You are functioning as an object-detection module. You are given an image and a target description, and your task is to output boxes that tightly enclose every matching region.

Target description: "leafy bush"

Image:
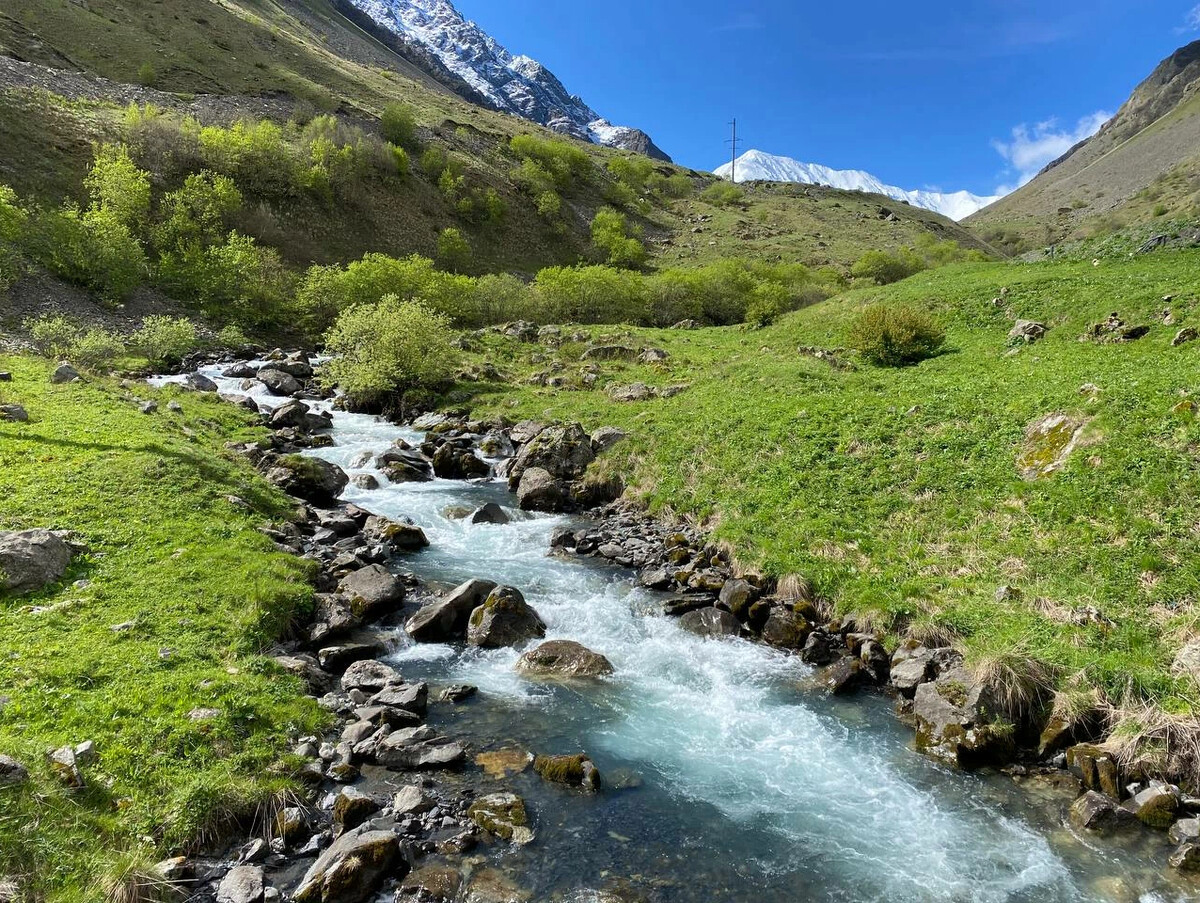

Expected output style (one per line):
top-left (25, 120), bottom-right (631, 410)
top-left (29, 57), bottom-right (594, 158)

top-left (321, 296), bottom-right (459, 403)
top-left (25, 315), bottom-right (81, 359)
top-left (136, 62), bottom-right (157, 86)
top-left (607, 156), bottom-right (655, 193)
top-left (70, 328), bottom-right (125, 369)
top-left (0, 185), bottom-right (26, 291)
top-left (29, 205), bottom-right (147, 301)
top-left (532, 265), bottom-right (646, 324)
top-left (744, 281), bottom-right (790, 327)
top-left (850, 249), bottom-right (925, 285)
top-left (510, 135), bottom-right (592, 192)
top-left (154, 171), bottom-right (243, 254)
top-left (436, 227), bottom-right (471, 273)
top-left (198, 120), bottom-right (295, 198)
top-left (216, 324), bottom-right (251, 349)
top-left (701, 182), bottom-right (744, 207)
top-left (380, 102), bottom-right (419, 150)
top-left (535, 190), bottom-right (561, 219)
top-left (660, 173), bottom-right (695, 199)
top-left (590, 207), bottom-right (646, 269)
top-left (847, 304), bottom-right (945, 366)
top-left (132, 315), bottom-right (200, 365)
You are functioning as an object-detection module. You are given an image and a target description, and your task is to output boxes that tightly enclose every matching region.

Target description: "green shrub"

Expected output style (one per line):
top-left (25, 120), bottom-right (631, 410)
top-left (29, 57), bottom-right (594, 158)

top-left (510, 135), bottom-right (592, 192)
top-left (132, 315), bottom-right (200, 365)
top-left (607, 156), bottom-right (655, 193)
top-left (744, 281), bottom-right (790, 327)
top-left (644, 269), bottom-right (703, 326)
top-left (590, 207), bottom-right (646, 269)
top-left (472, 273), bottom-right (530, 324)
top-left (380, 102), bottom-right (419, 150)
top-left (70, 328), bottom-right (125, 369)
top-left (321, 296), bottom-right (459, 403)
top-left (847, 304), bottom-right (945, 366)
top-left (154, 171), bottom-right (243, 254)
top-left (136, 62), bottom-right (157, 86)
top-left (0, 185), bottom-right (25, 291)
top-left (29, 205), bottom-right (147, 301)
top-left (850, 249), bottom-right (925, 285)
top-left (661, 173), bottom-right (694, 199)
top-left (85, 144), bottom-right (152, 233)
top-left (198, 120), bottom-right (296, 198)
top-left (216, 324), bottom-right (251, 349)
top-left (532, 265), bottom-right (646, 324)
top-left (421, 146), bottom-right (449, 179)
top-left (535, 190), bottom-right (561, 219)
top-left (701, 182), bottom-right (744, 207)
top-left (25, 315), bottom-right (81, 359)
top-left (436, 227), bottom-right (471, 273)
top-left (122, 104), bottom-right (204, 182)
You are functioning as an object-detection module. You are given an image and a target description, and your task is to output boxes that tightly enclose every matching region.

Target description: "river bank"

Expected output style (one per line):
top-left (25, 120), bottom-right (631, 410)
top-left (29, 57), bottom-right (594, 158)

top-left (144, 351), bottom-right (1198, 902)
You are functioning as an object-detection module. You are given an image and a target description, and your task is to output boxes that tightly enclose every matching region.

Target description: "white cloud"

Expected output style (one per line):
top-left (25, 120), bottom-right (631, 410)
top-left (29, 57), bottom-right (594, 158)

top-left (991, 111), bottom-right (1111, 194)
top-left (1182, 4), bottom-right (1200, 32)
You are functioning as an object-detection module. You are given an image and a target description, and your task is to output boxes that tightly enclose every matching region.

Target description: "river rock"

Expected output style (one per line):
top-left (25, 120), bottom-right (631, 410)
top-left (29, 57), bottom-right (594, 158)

top-left (257, 368), bottom-right (302, 397)
top-left (470, 502), bottom-right (510, 525)
top-left (462, 869), bottom-right (531, 903)
top-left (340, 659), bottom-right (401, 693)
top-left (406, 578), bottom-right (497, 642)
top-left (292, 826), bottom-right (403, 903)
top-left (468, 792), bottom-right (534, 844)
top-left (271, 359), bottom-right (314, 379)
top-left (760, 606), bottom-right (811, 649)
top-left (397, 865), bottom-right (462, 902)
top-left (276, 807), bottom-right (309, 846)
top-left (0, 529), bottom-right (75, 593)
top-left (269, 399), bottom-right (312, 429)
top-left (515, 468), bottom-right (567, 512)
top-left (533, 753), bottom-right (601, 791)
top-left (716, 578), bottom-right (755, 620)
top-left (0, 755), bottom-right (28, 787)
top-left (184, 372), bottom-right (218, 392)
top-left (1170, 841), bottom-right (1200, 871)
top-left (1069, 790), bottom-right (1136, 835)
top-left (466, 586), bottom-right (546, 648)
top-left (1122, 781), bottom-right (1179, 828)
top-left (821, 658), bottom-right (867, 695)
top-left (509, 420), bottom-right (546, 445)
top-left (362, 515), bottom-right (429, 553)
top-left (393, 784), bottom-right (435, 816)
top-left (374, 726), bottom-right (466, 770)
top-left (1170, 817), bottom-right (1200, 845)
top-left (337, 565), bottom-right (404, 620)
top-left (1065, 744), bottom-right (1123, 798)
top-left (350, 474), bottom-right (379, 490)
top-left (378, 448), bottom-right (434, 483)
top-left (432, 444), bottom-right (490, 480)
top-left (889, 644), bottom-right (938, 696)
top-left (678, 607), bottom-right (741, 639)
top-left (217, 865), bottom-right (264, 903)
top-left (369, 682), bottom-right (428, 717)
top-left (515, 640), bottom-right (614, 679)
top-left (264, 456), bottom-right (348, 505)
top-left (506, 423), bottom-right (595, 489)
top-left (912, 667), bottom-right (1015, 768)
top-left (333, 787), bottom-right (380, 832)
top-left (223, 362), bottom-right (258, 379)
top-left (50, 362), bottom-right (80, 384)
top-left (317, 643), bottom-right (384, 673)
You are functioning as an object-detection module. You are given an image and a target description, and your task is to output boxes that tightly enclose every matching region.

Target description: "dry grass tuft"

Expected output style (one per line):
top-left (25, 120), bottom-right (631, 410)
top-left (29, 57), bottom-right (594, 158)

top-left (904, 617), bottom-right (961, 649)
top-left (103, 856), bottom-right (180, 903)
top-left (777, 573), bottom-right (814, 604)
top-left (967, 646), bottom-right (1057, 722)
top-left (1106, 701), bottom-right (1200, 789)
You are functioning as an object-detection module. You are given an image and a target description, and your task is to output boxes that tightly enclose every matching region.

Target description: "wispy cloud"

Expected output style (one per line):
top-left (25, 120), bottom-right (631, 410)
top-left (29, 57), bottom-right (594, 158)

top-left (991, 111), bottom-right (1111, 195)
top-left (1178, 4), bottom-right (1200, 33)
top-left (712, 13), bottom-right (764, 33)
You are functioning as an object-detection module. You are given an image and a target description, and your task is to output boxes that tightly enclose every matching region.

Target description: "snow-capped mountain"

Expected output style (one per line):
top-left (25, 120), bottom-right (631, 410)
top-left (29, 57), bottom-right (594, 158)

top-left (714, 150), bottom-right (1001, 221)
top-left (348, 0), bottom-right (670, 160)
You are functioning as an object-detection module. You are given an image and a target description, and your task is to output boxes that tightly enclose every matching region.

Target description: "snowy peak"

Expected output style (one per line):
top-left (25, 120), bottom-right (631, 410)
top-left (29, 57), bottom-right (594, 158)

top-left (714, 150), bottom-right (1000, 221)
top-left (348, 0), bottom-right (670, 160)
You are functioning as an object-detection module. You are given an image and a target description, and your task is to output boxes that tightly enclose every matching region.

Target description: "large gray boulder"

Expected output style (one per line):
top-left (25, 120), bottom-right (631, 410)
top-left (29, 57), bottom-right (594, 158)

top-left (506, 423), bottom-right (595, 489)
top-left (406, 579), bottom-right (497, 642)
top-left (0, 529), bottom-right (75, 593)
top-left (679, 607), bottom-right (742, 639)
top-left (912, 667), bottom-right (1015, 768)
top-left (292, 826), bottom-right (403, 903)
top-left (217, 866), bottom-right (264, 903)
top-left (374, 726), bottom-right (466, 770)
top-left (50, 362), bottom-right (80, 384)
top-left (515, 640), bottom-right (614, 679)
top-left (337, 565), bottom-right (404, 620)
top-left (378, 448), bottom-right (434, 483)
top-left (257, 368), bottom-right (302, 397)
top-left (515, 468), bottom-right (566, 512)
top-left (264, 456), bottom-right (348, 505)
top-left (184, 372), bottom-right (218, 392)
top-left (466, 586), bottom-right (546, 648)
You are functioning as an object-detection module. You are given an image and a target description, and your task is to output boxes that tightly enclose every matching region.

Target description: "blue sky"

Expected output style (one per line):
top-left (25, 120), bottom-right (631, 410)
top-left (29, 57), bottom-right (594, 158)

top-left (452, 0), bottom-right (1200, 197)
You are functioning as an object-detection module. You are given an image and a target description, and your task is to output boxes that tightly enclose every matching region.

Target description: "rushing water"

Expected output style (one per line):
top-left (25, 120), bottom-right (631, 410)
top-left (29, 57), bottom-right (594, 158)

top-left (156, 365), bottom-right (1191, 903)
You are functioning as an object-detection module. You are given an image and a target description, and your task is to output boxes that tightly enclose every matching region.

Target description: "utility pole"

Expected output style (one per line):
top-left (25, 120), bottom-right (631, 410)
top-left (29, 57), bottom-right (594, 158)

top-left (726, 118), bottom-right (741, 182)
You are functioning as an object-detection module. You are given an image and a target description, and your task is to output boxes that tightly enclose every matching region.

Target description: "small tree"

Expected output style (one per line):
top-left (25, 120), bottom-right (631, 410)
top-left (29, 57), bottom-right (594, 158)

top-left (85, 144), bottom-right (152, 232)
top-left (590, 207), bottom-right (646, 269)
top-left (132, 315), bottom-right (199, 366)
top-left (848, 304), bottom-right (945, 366)
top-left (744, 281), bottom-right (790, 328)
top-left (380, 103), bottom-right (419, 150)
top-left (436, 227), bottom-right (471, 273)
top-left (321, 296), bottom-right (458, 404)
top-left (137, 62), bottom-right (157, 87)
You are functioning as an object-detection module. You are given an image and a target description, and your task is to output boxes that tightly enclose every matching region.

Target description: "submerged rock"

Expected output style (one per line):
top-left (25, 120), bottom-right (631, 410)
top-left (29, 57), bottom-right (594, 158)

top-left (466, 586), bottom-right (546, 648)
top-left (398, 865), bottom-right (462, 902)
top-left (1069, 791), bottom-right (1136, 835)
top-left (470, 502), bottom-right (510, 525)
top-left (678, 607), bottom-right (741, 639)
top-left (515, 640), bottom-right (614, 679)
top-left (533, 753), bottom-right (601, 791)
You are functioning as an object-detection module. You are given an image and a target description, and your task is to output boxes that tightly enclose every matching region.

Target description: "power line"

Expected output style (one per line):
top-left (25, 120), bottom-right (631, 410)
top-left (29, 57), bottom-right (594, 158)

top-left (725, 118), bottom-right (742, 182)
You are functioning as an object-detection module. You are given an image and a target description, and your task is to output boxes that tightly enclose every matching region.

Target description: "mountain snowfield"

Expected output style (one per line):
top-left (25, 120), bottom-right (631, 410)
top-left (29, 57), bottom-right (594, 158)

top-left (348, 0), bottom-right (669, 159)
top-left (715, 150), bottom-right (1002, 220)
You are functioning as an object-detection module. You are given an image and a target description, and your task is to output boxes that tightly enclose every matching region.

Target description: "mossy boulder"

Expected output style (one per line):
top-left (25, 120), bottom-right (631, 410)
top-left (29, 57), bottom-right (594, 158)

top-left (515, 640), bottom-right (614, 679)
top-left (533, 753), bottom-right (601, 791)
top-left (265, 455), bottom-right (348, 504)
top-left (912, 667), bottom-right (1015, 768)
top-left (467, 792), bottom-right (534, 844)
top-left (466, 586), bottom-right (546, 648)
top-left (1065, 743), bottom-right (1123, 798)
top-left (1016, 413), bottom-right (1090, 481)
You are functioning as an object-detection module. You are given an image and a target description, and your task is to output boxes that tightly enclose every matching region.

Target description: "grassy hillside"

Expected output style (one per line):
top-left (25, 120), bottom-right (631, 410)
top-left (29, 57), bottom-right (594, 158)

top-left (0, 358), bottom-right (325, 898)
top-left (456, 250), bottom-right (1200, 735)
top-left (0, 0), bottom-right (992, 281)
top-left (969, 42), bottom-right (1200, 253)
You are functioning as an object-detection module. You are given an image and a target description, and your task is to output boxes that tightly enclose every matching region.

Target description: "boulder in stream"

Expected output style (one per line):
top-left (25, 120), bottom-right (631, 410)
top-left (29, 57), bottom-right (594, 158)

top-left (467, 792), bottom-right (534, 844)
top-left (533, 753), bottom-right (601, 791)
top-left (292, 826), bottom-right (403, 903)
top-left (515, 467), bottom-right (567, 512)
top-left (515, 640), bottom-right (614, 679)
top-left (264, 456), bottom-right (348, 505)
top-left (337, 564), bottom-right (404, 620)
top-left (466, 586), bottom-right (546, 648)
top-left (678, 607), bottom-right (742, 639)
top-left (406, 578), bottom-right (497, 642)
top-left (912, 667), bottom-right (1015, 768)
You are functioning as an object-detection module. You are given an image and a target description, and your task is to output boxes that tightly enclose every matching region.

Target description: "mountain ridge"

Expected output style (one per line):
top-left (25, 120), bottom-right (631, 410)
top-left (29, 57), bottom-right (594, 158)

top-left (714, 149), bottom-right (1000, 221)
top-left (347, 0), bottom-right (670, 160)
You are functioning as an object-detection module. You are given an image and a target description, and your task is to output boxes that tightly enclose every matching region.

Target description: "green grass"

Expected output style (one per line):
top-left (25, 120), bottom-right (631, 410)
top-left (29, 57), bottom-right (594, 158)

top-left (0, 357), bottom-right (327, 900)
top-left (458, 250), bottom-right (1200, 714)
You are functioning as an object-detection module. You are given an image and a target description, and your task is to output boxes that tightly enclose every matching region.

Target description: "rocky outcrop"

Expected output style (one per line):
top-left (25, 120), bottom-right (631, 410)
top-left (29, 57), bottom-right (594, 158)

top-left (0, 529), bottom-right (76, 593)
top-left (466, 586), bottom-right (546, 648)
top-left (515, 640), bottom-right (614, 679)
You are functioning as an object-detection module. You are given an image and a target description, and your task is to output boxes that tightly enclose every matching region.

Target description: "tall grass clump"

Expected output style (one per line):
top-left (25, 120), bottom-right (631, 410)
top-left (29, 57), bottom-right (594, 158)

top-left (847, 303), bottom-right (945, 366)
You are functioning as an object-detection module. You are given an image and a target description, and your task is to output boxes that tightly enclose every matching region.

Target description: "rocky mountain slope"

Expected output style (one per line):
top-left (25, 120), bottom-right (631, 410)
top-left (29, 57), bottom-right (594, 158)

top-left (715, 149), bottom-right (1000, 221)
top-left (968, 40), bottom-right (1200, 251)
top-left (346, 0), bottom-right (669, 160)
